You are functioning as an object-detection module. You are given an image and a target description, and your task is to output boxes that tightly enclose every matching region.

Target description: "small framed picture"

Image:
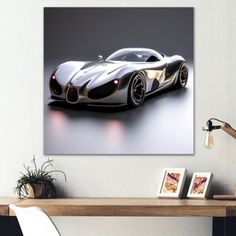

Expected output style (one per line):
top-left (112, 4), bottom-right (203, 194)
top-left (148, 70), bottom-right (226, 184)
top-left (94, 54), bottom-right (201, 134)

top-left (157, 168), bottom-right (186, 198)
top-left (187, 172), bottom-right (213, 199)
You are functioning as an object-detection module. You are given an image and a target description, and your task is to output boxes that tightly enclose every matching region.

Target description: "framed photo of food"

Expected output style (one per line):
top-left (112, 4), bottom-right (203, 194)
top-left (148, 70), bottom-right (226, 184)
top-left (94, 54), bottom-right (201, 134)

top-left (187, 172), bottom-right (213, 199)
top-left (157, 168), bottom-right (186, 198)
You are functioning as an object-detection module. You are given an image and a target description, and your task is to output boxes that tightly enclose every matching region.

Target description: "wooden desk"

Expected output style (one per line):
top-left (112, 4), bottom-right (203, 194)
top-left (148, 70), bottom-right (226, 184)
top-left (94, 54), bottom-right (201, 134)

top-left (0, 198), bottom-right (20, 216)
top-left (9, 198), bottom-right (236, 217)
top-left (2, 197), bottom-right (236, 236)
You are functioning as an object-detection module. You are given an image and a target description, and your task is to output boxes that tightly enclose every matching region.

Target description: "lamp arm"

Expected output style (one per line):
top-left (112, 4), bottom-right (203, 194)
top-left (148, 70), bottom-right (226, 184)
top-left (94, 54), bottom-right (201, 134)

top-left (221, 123), bottom-right (236, 139)
top-left (206, 118), bottom-right (236, 139)
top-left (208, 118), bottom-right (225, 123)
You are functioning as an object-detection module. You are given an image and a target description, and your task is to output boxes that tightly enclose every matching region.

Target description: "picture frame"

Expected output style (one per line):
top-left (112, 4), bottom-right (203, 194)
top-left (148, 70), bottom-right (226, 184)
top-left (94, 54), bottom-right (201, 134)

top-left (44, 7), bottom-right (194, 155)
top-left (187, 172), bottom-right (213, 199)
top-left (157, 168), bottom-right (186, 198)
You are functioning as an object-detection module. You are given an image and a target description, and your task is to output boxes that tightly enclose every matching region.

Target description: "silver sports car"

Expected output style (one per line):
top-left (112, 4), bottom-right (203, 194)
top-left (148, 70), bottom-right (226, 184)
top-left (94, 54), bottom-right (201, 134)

top-left (49, 48), bottom-right (188, 108)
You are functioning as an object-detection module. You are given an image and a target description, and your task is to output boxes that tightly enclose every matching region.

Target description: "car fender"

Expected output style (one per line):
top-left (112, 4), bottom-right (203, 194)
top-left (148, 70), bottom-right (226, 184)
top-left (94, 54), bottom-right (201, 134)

top-left (54, 61), bottom-right (88, 86)
top-left (165, 56), bottom-right (186, 82)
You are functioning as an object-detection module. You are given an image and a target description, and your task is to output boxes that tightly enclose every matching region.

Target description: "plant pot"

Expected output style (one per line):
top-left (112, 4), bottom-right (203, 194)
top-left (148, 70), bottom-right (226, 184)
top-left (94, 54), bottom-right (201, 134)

top-left (26, 182), bottom-right (56, 199)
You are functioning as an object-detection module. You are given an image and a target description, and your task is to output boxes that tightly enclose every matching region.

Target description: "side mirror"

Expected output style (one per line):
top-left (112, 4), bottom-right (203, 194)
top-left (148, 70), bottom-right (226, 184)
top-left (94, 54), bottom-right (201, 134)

top-left (98, 55), bottom-right (103, 61)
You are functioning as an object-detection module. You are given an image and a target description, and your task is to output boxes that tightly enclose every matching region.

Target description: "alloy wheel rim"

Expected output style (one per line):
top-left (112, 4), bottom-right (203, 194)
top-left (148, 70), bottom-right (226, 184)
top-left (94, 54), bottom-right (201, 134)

top-left (180, 66), bottom-right (188, 86)
top-left (131, 75), bottom-right (145, 104)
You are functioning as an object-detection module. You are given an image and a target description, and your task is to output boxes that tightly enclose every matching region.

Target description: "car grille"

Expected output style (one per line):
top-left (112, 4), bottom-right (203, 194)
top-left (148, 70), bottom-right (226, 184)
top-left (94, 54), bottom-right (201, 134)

top-left (67, 87), bottom-right (78, 103)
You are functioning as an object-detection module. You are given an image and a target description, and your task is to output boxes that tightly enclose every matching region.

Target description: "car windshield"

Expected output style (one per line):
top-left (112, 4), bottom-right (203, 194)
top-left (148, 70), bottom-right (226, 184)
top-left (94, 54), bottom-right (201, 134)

top-left (106, 50), bottom-right (158, 62)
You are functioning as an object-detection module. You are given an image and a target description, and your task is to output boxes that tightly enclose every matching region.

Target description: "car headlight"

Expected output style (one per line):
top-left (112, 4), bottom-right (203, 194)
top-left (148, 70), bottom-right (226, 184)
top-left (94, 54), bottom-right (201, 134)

top-left (49, 74), bottom-right (62, 95)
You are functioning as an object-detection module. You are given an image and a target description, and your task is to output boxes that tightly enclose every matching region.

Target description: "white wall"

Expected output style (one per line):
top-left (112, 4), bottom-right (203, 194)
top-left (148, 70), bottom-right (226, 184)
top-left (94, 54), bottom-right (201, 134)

top-left (0, 0), bottom-right (235, 235)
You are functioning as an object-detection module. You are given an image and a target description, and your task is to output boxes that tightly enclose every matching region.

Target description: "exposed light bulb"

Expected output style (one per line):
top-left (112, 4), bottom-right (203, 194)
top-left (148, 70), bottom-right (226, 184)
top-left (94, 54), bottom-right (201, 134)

top-left (204, 131), bottom-right (214, 149)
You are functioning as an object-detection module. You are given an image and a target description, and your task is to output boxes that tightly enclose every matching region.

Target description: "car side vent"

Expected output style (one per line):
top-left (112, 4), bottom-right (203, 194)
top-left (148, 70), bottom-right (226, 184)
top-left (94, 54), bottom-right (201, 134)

top-left (88, 81), bottom-right (117, 100)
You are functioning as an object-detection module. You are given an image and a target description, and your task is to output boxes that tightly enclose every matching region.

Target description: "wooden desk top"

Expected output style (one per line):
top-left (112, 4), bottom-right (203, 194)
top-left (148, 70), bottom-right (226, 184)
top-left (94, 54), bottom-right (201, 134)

top-left (0, 198), bottom-right (21, 216)
top-left (7, 198), bottom-right (236, 217)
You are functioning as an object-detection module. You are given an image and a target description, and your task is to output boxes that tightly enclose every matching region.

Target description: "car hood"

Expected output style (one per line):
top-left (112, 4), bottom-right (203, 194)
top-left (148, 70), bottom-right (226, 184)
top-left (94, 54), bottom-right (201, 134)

top-left (70, 61), bottom-right (127, 87)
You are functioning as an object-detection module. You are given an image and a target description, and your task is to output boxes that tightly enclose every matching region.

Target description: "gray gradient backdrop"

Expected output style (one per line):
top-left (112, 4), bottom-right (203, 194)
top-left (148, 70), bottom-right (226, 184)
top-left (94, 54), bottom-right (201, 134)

top-left (44, 8), bottom-right (194, 154)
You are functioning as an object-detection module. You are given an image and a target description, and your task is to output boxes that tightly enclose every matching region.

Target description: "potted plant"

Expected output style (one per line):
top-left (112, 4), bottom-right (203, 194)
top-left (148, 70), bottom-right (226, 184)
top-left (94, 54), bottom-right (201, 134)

top-left (15, 156), bottom-right (66, 199)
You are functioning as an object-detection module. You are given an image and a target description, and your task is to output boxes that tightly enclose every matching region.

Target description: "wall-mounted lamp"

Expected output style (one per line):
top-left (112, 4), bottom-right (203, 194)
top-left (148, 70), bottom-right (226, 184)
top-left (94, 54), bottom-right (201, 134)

top-left (202, 118), bottom-right (236, 149)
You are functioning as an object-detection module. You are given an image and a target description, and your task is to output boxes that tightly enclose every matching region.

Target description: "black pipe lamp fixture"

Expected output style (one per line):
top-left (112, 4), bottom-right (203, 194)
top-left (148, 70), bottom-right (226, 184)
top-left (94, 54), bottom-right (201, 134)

top-left (202, 118), bottom-right (236, 149)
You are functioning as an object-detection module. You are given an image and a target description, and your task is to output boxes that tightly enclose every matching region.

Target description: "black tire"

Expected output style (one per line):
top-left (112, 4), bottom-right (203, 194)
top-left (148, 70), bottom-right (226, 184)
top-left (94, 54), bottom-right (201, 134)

top-left (128, 73), bottom-right (146, 108)
top-left (175, 63), bottom-right (188, 89)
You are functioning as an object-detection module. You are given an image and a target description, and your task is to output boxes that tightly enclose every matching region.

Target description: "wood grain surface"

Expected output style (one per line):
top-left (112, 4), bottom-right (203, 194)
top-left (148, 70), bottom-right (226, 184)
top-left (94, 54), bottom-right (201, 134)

top-left (8, 198), bottom-right (236, 217)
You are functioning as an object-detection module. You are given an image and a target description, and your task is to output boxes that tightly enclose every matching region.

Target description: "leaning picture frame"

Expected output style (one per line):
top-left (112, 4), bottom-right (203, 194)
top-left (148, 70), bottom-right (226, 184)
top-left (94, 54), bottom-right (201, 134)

top-left (187, 172), bottom-right (213, 199)
top-left (157, 168), bottom-right (186, 198)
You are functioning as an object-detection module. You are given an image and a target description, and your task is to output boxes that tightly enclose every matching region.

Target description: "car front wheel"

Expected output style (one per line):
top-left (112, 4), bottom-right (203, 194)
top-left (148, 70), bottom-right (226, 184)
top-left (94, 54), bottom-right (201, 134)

top-left (128, 73), bottom-right (146, 108)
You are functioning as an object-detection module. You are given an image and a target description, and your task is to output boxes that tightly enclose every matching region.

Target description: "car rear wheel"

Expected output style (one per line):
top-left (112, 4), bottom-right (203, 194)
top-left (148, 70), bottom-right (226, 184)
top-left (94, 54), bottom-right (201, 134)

top-left (175, 63), bottom-right (188, 88)
top-left (128, 73), bottom-right (146, 108)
